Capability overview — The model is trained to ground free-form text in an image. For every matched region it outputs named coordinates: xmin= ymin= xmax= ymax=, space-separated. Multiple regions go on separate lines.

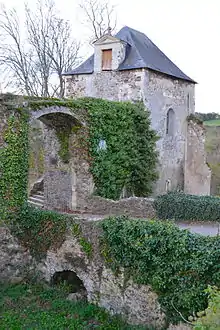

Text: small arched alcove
xmin=166 ymin=108 xmax=175 ymax=136
xmin=51 ymin=270 xmax=87 ymax=294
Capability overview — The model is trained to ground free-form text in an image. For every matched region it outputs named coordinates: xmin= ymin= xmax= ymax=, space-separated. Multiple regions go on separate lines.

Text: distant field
xmin=204 ymin=119 xmax=220 ymax=126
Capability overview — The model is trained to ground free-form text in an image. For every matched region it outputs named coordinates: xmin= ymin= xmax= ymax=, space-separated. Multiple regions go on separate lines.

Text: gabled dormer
xmin=93 ymin=33 xmax=127 ymax=72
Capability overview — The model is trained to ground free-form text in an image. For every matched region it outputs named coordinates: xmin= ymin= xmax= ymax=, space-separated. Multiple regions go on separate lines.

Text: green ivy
xmin=154 ymin=192 xmax=220 ymax=222
xmin=10 ymin=204 xmax=67 ymax=259
xmin=71 ymin=223 xmax=93 ymax=258
xmin=193 ymin=286 xmax=220 ymax=329
xmin=87 ymin=99 xmax=159 ymax=199
xmin=101 ymin=216 xmax=220 ymax=323
xmin=3 ymin=97 xmax=158 ymax=201
xmin=0 ymin=96 xmax=158 ymax=257
xmin=0 ymin=110 xmax=29 ymax=222
xmin=56 ymin=129 xmax=70 ymax=163
xmin=187 ymin=114 xmax=203 ymax=126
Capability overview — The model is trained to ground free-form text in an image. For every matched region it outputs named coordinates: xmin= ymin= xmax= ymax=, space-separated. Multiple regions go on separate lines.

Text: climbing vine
xmin=0 ymin=109 xmax=29 ymax=222
xmin=71 ymin=223 xmax=93 ymax=258
xmin=20 ymin=97 xmax=158 ymax=200
xmin=101 ymin=216 xmax=220 ymax=323
xmin=56 ymin=129 xmax=71 ymax=163
xmin=0 ymin=95 xmax=158 ymax=257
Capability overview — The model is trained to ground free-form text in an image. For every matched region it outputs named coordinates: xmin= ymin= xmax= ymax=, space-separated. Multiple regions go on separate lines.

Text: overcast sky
xmin=1 ymin=0 xmax=220 ymax=113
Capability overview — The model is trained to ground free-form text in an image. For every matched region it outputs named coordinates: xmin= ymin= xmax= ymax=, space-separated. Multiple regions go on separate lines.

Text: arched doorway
xmin=28 ymin=107 xmax=93 ymax=212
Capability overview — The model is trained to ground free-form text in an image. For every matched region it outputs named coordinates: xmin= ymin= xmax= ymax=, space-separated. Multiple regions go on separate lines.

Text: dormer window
xmin=102 ymin=49 xmax=112 ymax=70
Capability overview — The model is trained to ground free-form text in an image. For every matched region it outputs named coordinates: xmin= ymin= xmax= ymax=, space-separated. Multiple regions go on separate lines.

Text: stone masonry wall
xmin=142 ymin=70 xmax=195 ymax=195
xmin=43 ymin=123 xmax=93 ymax=211
xmin=36 ymin=219 xmax=166 ymax=329
xmin=184 ymin=120 xmax=211 ymax=195
xmin=28 ymin=119 xmax=44 ymax=192
xmin=0 ymin=222 xmax=165 ymax=328
xmin=43 ymin=125 xmax=73 ymax=210
xmin=0 ymin=226 xmax=34 ymax=283
xmin=65 ymin=69 xmax=197 ymax=195
xmin=65 ymin=70 xmax=144 ymax=102
xmin=86 ymin=196 xmax=156 ymax=219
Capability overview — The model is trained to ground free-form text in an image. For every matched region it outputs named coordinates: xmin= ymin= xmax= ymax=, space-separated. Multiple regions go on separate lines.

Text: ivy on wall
xmin=0 ymin=95 xmax=158 ymax=258
xmin=0 ymin=110 xmax=29 ymax=222
xmin=154 ymin=192 xmax=220 ymax=222
xmin=15 ymin=97 xmax=158 ymax=200
xmin=88 ymin=100 xmax=159 ymax=199
xmin=101 ymin=216 xmax=220 ymax=323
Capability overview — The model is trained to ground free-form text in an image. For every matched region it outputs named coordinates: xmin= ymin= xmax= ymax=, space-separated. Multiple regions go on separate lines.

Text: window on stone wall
xmin=187 ymin=93 xmax=190 ymax=113
xmin=166 ymin=108 xmax=175 ymax=136
xmin=102 ymin=49 xmax=112 ymax=70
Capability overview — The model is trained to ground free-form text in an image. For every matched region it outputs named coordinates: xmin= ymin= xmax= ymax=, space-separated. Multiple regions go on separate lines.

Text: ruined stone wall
xmin=205 ymin=125 xmax=220 ymax=195
xmin=28 ymin=119 xmax=44 ymax=192
xmin=43 ymin=126 xmax=73 ymax=210
xmin=0 ymin=226 xmax=34 ymax=283
xmin=43 ymin=124 xmax=93 ymax=211
xmin=86 ymin=196 xmax=156 ymax=218
xmin=184 ymin=120 xmax=211 ymax=195
xmin=0 ymin=221 xmax=165 ymax=328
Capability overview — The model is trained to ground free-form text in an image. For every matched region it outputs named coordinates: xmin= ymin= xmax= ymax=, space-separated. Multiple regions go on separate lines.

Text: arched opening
xmin=28 ymin=108 xmax=89 ymax=212
xmin=166 ymin=108 xmax=175 ymax=136
xmin=51 ymin=270 xmax=87 ymax=295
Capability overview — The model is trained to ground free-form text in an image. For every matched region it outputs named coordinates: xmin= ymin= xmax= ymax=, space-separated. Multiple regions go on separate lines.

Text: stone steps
xmin=28 ymin=190 xmax=44 ymax=209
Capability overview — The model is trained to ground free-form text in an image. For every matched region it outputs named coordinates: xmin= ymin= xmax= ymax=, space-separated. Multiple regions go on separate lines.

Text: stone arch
xmin=30 ymin=106 xmax=86 ymax=127
xmin=166 ymin=108 xmax=175 ymax=136
xmin=28 ymin=105 xmax=93 ymax=212
xmin=51 ymin=270 xmax=87 ymax=295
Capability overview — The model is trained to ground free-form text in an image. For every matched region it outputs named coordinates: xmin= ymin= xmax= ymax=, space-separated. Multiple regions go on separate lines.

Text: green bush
xmin=193 ymin=286 xmax=220 ymax=329
xmin=10 ymin=204 xmax=67 ymax=259
xmin=101 ymin=216 xmax=220 ymax=323
xmin=154 ymin=192 xmax=220 ymax=222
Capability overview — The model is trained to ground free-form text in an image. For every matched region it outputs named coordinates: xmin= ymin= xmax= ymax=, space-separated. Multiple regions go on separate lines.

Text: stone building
xmin=63 ymin=26 xmax=211 ymax=195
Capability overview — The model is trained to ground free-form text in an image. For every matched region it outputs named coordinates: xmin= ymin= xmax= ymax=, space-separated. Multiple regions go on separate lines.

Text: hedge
xmin=154 ymin=192 xmax=220 ymax=222
xmin=101 ymin=216 xmax=220 ymax=323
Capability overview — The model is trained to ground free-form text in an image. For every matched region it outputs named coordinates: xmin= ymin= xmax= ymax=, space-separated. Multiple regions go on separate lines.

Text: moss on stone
xmin=71 ymin=222 xmax=93 ymax=258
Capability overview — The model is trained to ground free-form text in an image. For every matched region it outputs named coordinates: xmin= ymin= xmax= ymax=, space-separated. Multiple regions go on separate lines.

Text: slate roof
xmin=63 ymin=26 xmax=195 ymax=83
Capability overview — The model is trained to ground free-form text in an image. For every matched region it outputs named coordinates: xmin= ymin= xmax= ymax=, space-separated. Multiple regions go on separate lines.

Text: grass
xmin=0 ymin=283 xmax=153 ymax=330
xmin=204 ymin=119 xmax=220 ymax=126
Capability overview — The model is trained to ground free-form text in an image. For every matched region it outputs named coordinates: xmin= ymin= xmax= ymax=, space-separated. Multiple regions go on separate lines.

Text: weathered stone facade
xmin=65 ymin=28 xmax=210 ymax=195
xmin=35 ymin=109 xmax=93 ymax=211
xmin=0 ymin=222 xmax=166 ymax=328
xmin=63 ymin=26 xmax=211 ymax=196
xmin=64 ymin=68 xmax=209 ymax=195
xmin=0 ymin=226 xmax=34 ymax=283
xmin=184 ymin=120 xmax=211 ymax=195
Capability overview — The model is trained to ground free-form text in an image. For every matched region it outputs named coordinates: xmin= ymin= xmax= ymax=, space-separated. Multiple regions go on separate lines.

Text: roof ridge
xmin=63 ymin=25 xmax=196 ymax=83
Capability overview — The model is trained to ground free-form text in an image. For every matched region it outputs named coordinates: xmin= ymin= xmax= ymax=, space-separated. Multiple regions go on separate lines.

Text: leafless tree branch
xmin=79 ymin=0 xmax=117 ymax=42
xmin=0 ymin=0 xmax=80 ymax=97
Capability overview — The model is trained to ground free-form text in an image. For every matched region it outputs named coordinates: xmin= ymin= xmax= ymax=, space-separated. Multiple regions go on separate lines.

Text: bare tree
xmin=80 ymin=0 xmax=117 ymax=42
xmin=46 ymin=17 xmax=80 ymax=97
xmin=0 ymin=6 xmax=37 ymax=96
xmin=0 ymin=0 xmax=80 ymax=97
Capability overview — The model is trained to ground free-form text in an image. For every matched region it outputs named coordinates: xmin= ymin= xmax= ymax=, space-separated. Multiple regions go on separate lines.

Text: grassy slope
xmin=0 ymin=283 xmax=152 ymax=330
xmin=204 ymin=119 xmax=220 ymax=126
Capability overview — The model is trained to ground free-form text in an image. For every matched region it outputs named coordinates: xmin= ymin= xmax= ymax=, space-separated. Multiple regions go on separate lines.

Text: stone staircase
xmin=28 ymin=190 xmax=44 ymax=208
xmin=28 ymin=177 xmax=44 ymax=208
